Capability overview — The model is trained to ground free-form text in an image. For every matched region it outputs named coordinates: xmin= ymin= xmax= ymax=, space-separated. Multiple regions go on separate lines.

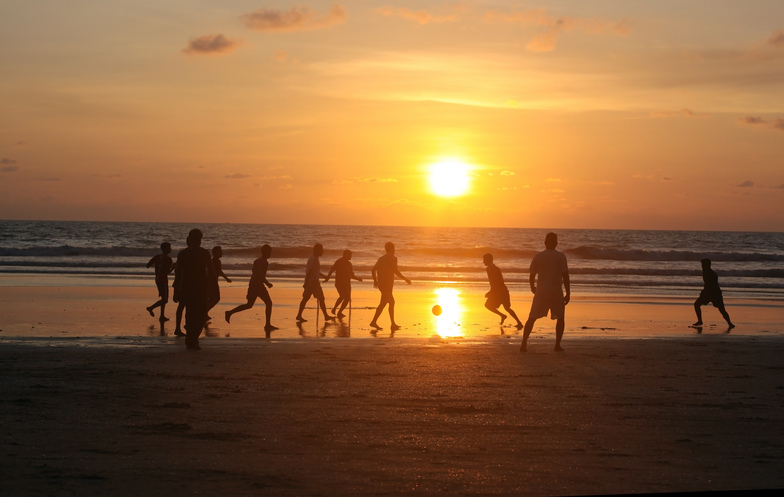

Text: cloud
xmin=774 ymin=184 xmax=784 ymax=189
xmin=739 ymin=116 xmax=766 ymax=125
xmin=1 ymin=165 xmax=19 ymax=173
xmin=225 ymin=173 xmax=252 ymax=179
xmin=484 ymin=7 xmax=630 ymax=52
xmin=242 ymin=3 xmax=346 ymax=32
xmin=182 ymin=34 xmax=241 ymax=56
xmin=737 ymin=116 xmax=784 ymax=132
xmin=1 ymin=158 xmax=17 ymax=165
xmin=774 ymin=118 xmax=784 ymax=131
xmin=736 ymin=180 xmax=754 ymax=188
xmin=1 ymin=159 xmax=18 ymax=172
xmin=38 ymin=177 xmax=61 ymax=181
xmin=500 ymin=170 xmax=515 ymax=176
xmin=376 ymin=4 xmax=462 ymax=25
xmin=334 ymin=177 xmax=398 ymax=184
xmin=651 ymin=108 xmax=706 ymax=118
xmin=768 ymin=30 xmax=784 ymax=49
xmin=14 ymin=141 xmax=25 ymax=146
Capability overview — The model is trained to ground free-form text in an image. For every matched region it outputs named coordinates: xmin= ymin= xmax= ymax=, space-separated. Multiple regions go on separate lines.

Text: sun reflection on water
xmin=434 ymin=288 xmax=462 ymax=337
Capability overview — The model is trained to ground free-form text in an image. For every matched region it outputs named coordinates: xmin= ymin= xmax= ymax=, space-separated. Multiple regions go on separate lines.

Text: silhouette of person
xmin=369 ymin=242 xmax=411 ymax=331
xmin=173 ymin=229 xmax=217 ymax=350
xmin=206 ymin=246 xmax=231 ymax=319
xmin=173 ymin=300 xmax=186 ymax=337
xmin=521 ymin=232 xmax=570 ymax=353
xmin=146 ymin=242 xmax=174 ymax=322
xmin=693 ymin=258 xmax=734 ymax=329
xmin=324 ymin=249 xmax=363 ymax=318
xmin=295 ymin=244 xmax=334 ymax=323
xmin=483 ymin=253 xmax=523 ymax=328
xmin=225 ymin=244 xmax=277 ymax=332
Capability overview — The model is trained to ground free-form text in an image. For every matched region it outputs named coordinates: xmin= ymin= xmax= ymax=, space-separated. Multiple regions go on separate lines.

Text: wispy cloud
xmin=376 ymin=3 xmax=464 ymax=25
xmin=737 ymin=116 xmax=784 ymax=132
xmin=500 ymin=170 xmax=515 ymax=176
xmin=242 ymin=3 xmax=346 ymax=32
xmin=484 ymin=7 xmax=630 ymax=52
xmin=1 ymin=158 xmax=18 ymax=172
xmin=739 ymin=116 xmax=767 ymax=125
xmin=182 ymin=34 xmax=241 ymax=56
xmin=651 ymin=108 xmax=706 ymax=118
xmin=736 ymin=180 xmax=754 ymax=188
xmin=774 ymin=118 xmax=784 ymax=131
xmin=768 ymin=30 xmax=784 ymax=49
xmin=333 ymin=177 xmax=398 ymax=185
xmin=225 ymin=173 xmax=252 ymax=179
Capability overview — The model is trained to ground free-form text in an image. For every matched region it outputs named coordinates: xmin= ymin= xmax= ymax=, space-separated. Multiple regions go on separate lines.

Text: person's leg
xmin=388 ymin=294 xmax=399 ymax=329
xmin=503 ymin=304 xmax=523 ymax=328
xmin=147 ymin=299 xmax=162 ymax=316
xmin=693 ymin=300 xmax=703 ymax=326
xmin=370 ymin=295 xmax=387 ymax=328
xmin=331 ymin=297 xmax=342 ymax=315
xmin=318 ymin=296 xmax=334 ymax=320
xmin=185 ymin=298 xmax=207 ymax=349
xmin=554 ymin=317 xmax=565 ymax=352
xmin=338 ymin=298 xmax=349 ymax=317
xmin=159 ymin=301 xmax=168 ymax=321
xmin=717 ymin=304 xmax=734 ymax=328
xmin=225 ymin=296 xmax=256 ymax=323
xmin=262 ymin=295 xmax=277 ymax=330
xmin=521 ymin=317 xmax=536 ymax=352
xmin=486 ymin=301 xmax=507 ymax=324
xmin=174 ymin=301 xmax=186 ymax=336
xmin=296 ymin=296 xmax=309 ymax=322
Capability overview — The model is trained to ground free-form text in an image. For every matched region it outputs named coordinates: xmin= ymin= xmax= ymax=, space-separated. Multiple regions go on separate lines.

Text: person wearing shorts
xmin=369 ymin=242 xmax=411 ymax=331
xmin=521 ymin=232 xmax=570 ymax=353
xmin=693 ymin=258 xmax=734 ymax=329
xmin=225 ymin=244 xmax=277 ymax=332
xmin=296 ymin=244 xmax=334 ymax=323
xmin=483 ymin=253 xmax=523 ymax=328
xmin=324 ymin=249 xmax=363 ymax=318
xmin=146 ymin=242 xmax=173 ymax=322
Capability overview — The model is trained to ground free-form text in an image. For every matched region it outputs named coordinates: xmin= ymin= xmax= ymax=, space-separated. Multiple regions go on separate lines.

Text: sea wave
xmin=565 ymin=246 xmax=784 ymax=262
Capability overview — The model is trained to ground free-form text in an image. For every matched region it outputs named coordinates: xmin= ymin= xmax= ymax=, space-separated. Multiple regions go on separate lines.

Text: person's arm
xmin=261 ymin=261 xmax=273 ymax=288
xmin=529 ymin=271 xmax=537 ymax=294
xmin=218 ymin=268 xmax=231 ymax=283
xmin=372 ymin=262 xmax=378 ymax=288
xmin=394 ymin=268 xmax=411 ymax=285
xmin=352 ymin=269 xmax=363 ymax=282
xmin=324 ymin=262 xmax=337 ymax=282
xmin=563 ymin=272 xmax=570 ymax=305
xmin=146 ymin=255 xmax=157 ymax=268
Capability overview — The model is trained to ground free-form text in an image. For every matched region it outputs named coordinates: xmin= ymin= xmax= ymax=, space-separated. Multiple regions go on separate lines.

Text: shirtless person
xmin=173 ymin=229 xmax=217 ymax=350
xmin=483 ymin=253 xmax=523 ymax=328
xmin=369 ymin=242 xmax=411 ymax=331
xmin=521 ymin=232 xmax=570 ymax=353
xmin=295 ymin=244 xmax=334 ymax=323
xmin=324 ymin=249 xmax=362 ymax=318
xmin=693 ymin=258 xmax=734 ymax=329
xmin=146 ymin=242 xmax=174 ymax=322
xmin=225 ymin=244 xmax=276 ymax=331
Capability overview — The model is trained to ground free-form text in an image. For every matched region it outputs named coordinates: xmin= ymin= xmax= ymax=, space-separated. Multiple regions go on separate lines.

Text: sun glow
xmin=428 ymin=159 xmax=471 ymax=197
xmin=434 ymin=288 xmax=463 ymax=337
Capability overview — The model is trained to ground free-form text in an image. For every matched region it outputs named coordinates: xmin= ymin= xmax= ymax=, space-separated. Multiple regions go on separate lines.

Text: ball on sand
xmin=432 ymin=304 xmax=442 ymax=316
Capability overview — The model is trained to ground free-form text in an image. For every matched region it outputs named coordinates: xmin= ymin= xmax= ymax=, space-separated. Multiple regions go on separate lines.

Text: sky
xmin=1 ymin=0 xmax=783 ymax=230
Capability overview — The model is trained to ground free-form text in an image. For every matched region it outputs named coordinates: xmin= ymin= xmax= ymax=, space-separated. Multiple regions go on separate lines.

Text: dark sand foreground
xmin=1 ymin=337 xmax=783 ymax=496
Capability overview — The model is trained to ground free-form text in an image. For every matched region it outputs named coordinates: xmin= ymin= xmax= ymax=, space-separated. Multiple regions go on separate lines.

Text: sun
xmin=428 ymin=159 xmax=471 ymax=197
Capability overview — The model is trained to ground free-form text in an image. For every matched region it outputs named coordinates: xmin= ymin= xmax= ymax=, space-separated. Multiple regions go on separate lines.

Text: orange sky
xmin=1 ymin=1 xmax=783 ymax=230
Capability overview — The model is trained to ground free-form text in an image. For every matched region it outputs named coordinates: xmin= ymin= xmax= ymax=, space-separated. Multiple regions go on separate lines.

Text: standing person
xmin=369 ymin=242 xmax=411 ymax=331
xmin=225 ymin=244 xmax=277 ymax=331
xmin=693 ymin=258 xmax=734 ymax=329
xmin=324 ymin=249 xmax=363 ymax=318
xmin=206 ymin=246 xmax=231 ymax=320
xmin=521 ymin=232 xmax=570 ymax=353
xmin=482 ymin=253 xmax=523 ymax=329
xmin=146 ymin=242 xmax=174 ymax=322
xmin=295 ymin=244 xmax=334 ymax=323
xmin=173 ymin=229 xmax=217 ymax=350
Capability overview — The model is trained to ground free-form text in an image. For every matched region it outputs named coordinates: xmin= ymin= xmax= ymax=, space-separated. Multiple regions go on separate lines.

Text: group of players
xmin=147 ymin=230 xmax=732 ymax=351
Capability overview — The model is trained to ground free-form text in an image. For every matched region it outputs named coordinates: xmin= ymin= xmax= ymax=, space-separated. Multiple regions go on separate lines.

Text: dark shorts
xmin=248 ymin=285 xmax=271 ymax=302
xmin=695 ymin=291 xmax=724 ymax=308
xmin=156 ymin=280 xmax=169 ymax=302
xmin=302 ymin=284 xmax=324 ymax=301
xmin=529 ymin=292 xmax=565 ymax=320
xmin=485 ymin=289 xmax=511 ymax=309
xmin=336 ymin=282 xmax=351 ymax=300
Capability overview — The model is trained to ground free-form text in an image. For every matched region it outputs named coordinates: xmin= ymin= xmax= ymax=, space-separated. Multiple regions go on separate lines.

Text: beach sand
xmin=2 ymin=337 xmax=784 ymax=496
xmin=1 ymin=282 xmax=784 ymax=495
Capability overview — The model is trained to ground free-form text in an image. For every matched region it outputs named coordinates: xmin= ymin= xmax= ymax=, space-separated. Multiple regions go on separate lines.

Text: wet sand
xmin=2 ymin=336 xmax=784 ymax=496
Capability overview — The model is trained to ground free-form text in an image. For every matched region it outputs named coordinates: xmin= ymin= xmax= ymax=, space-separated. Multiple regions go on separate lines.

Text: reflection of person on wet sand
xmin=693 ymin=258 xmax=734 ymax=329
xmin=206 ymin=246 xmax=231 ymax=320
xmin=146 ymin=242 xmax=174 ymax=322
xmin=295 ymin=244 xmax=334 ymax=323
xmin=521 ymin=232 xmax=570 ymax=353
xmin=369 ymin=242 xmax=411 ymax=331
xmin=173 ymin=229 xmax=217 ymax=350
xmin=483 ymin=253 xmax=523 ymax=329
xmin=225 ymin=244 xmax=277 ymax=332
xmin=324 ymin=249 xmax=362 ymax=318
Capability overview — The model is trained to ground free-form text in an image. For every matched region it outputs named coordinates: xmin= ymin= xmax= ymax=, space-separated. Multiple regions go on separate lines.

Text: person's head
xmin=212 ymin=246 xmax=222 ymax=258
xmin=186 ymin=228 xmax=203 ymax=248
xmin=343 ymin=249 xmax=352 ymax=260
xmin=160 ymin=242 xmax=171 ymax=254
xmin=314 ymin=243 xmax=324 ymax=256
xmin=385 ymin=242 xmax=395 ymax=255
xmin=701 ymin=258 xmax=711 ymax=269
xmin=483 ymin=253 xmax=493 ymax=266
xmin=544 ymin=232 xmax=558 ymax=250
xmin=261 ymin=244 xmax=272 ymax=258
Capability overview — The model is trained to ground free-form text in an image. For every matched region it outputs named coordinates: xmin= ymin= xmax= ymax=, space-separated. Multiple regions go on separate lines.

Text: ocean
xmin=1 ymin=220 xmax=782 ymax=299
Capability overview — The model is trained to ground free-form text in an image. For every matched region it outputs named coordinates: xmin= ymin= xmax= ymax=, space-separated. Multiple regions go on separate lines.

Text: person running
xmin=324 ymin=249 xmax=363 ymax=318
xmin=146 ymin=242 xmax=174 ymax=322
xmin=369 ymin=242 xmax=411 ymax=331
xmin=483 ymin=253 xmax=523 ymax=329
xmin=206 ymin=246 xmax=231 ymax=320
xmin=295 ymin=244 xmax=334 ymax=323
xmin=693 ymin=258 xmax=734 ymax=329
xmin=521 ymin=232 xmax=570 ymax=353
xmin=225 ymin=244 xmax=277 ymax=331
xmin=173 ymin=229 xmax=217 ymax=350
